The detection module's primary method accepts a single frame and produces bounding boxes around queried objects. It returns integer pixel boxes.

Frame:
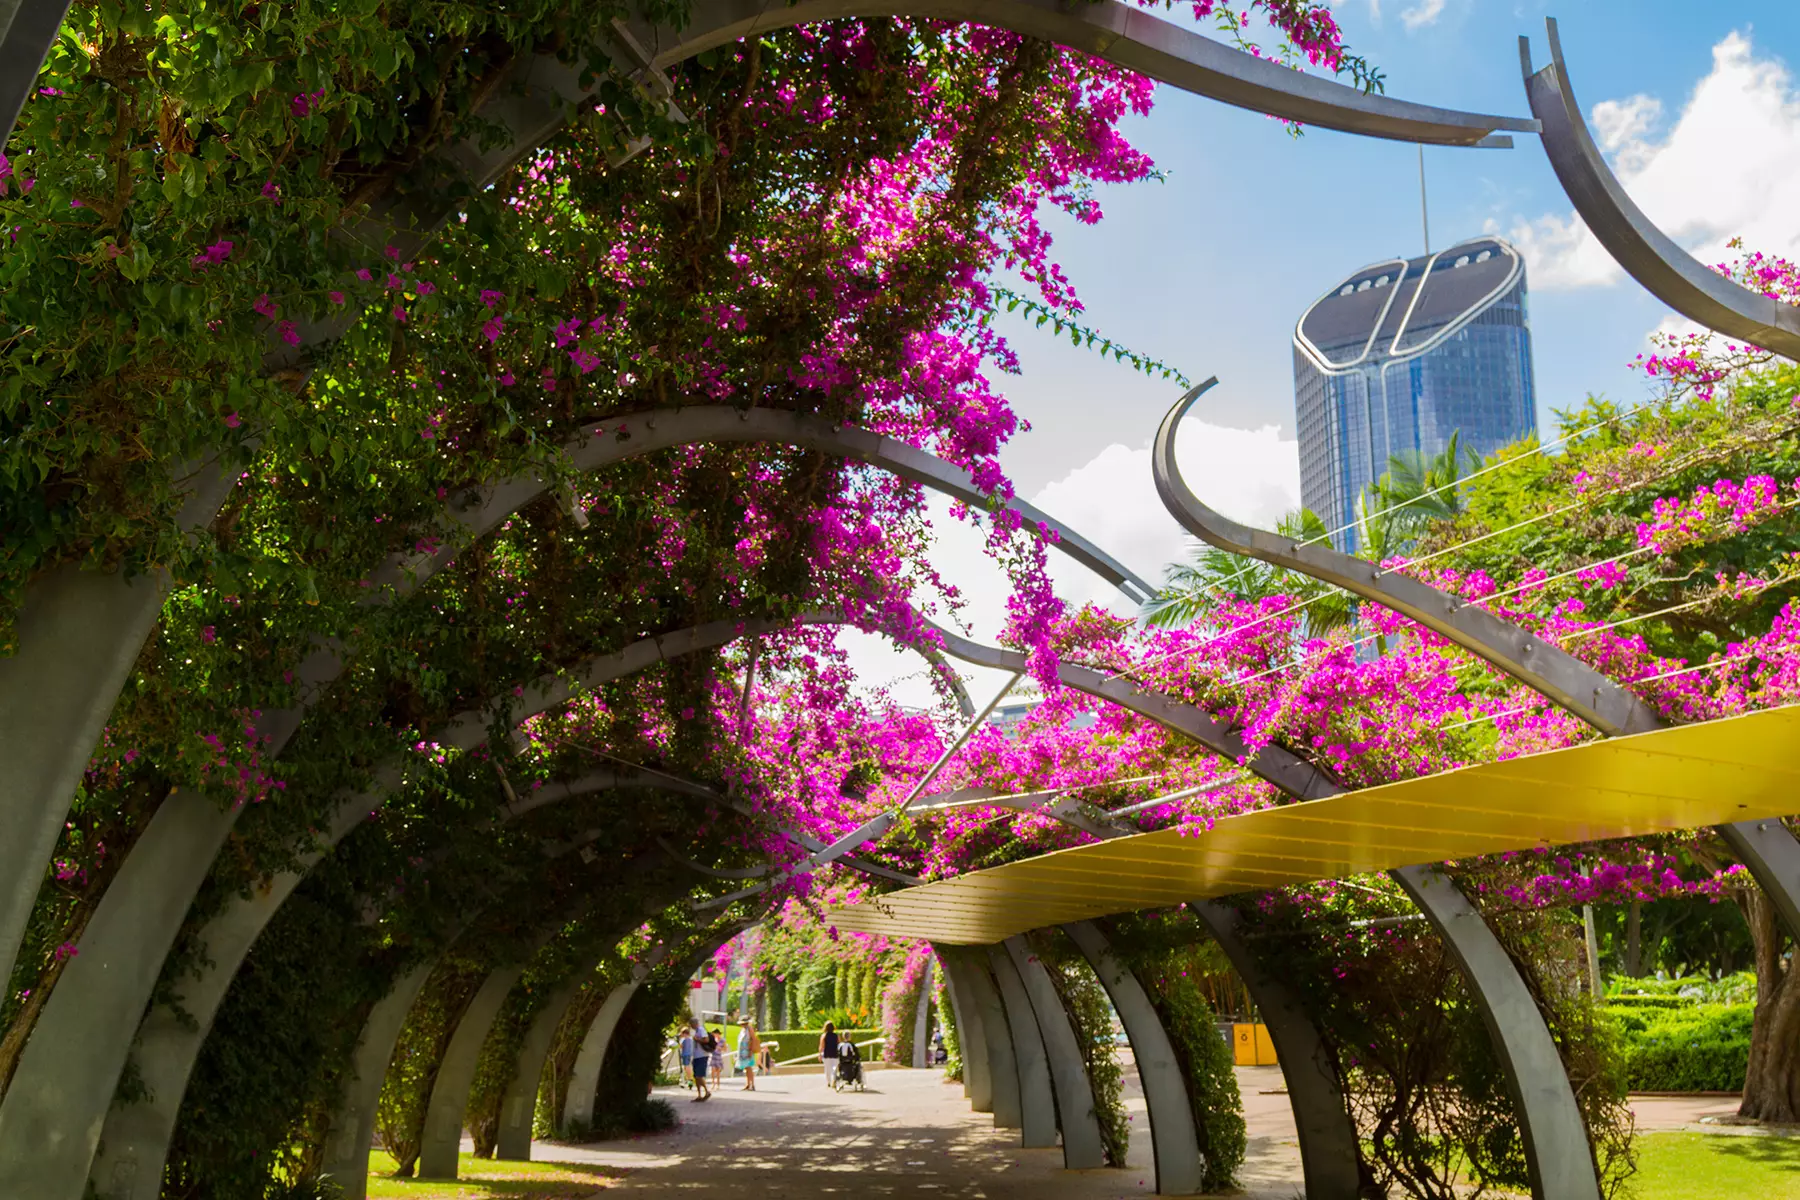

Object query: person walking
[709,1025,726,1089]
[819,1021,839,1088]
[678,1025,695,1091]
[738,1020,761,1091]
[691,1022,712,1101]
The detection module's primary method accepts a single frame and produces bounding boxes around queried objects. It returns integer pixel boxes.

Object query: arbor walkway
[531,1064,1305,1198]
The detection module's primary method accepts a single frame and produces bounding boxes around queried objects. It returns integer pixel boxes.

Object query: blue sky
[849,1,1800,704]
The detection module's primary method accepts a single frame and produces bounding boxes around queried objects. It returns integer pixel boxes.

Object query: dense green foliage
[1605,1003,1752,1092]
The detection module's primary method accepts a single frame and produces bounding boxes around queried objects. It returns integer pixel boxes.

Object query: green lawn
[362,1150,622,1199]
[1631,1132,1800,1199]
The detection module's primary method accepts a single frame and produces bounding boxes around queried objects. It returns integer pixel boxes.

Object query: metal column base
[1065,921,1201,1194]
[1394,865,1601,1200]
[1004,937,1106,1169]
[984,944,1057,1148]
[1193,900,1362,1200]
[417,966,527,1179]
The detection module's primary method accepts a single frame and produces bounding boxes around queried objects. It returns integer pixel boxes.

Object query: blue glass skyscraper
[1292,235,1537,552]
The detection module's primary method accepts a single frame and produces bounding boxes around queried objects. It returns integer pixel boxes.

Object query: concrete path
[534,1064,1305,1198]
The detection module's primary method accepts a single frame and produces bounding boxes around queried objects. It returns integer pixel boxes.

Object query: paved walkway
[518,1066,1780,1196]
[534,1065,1302,1198]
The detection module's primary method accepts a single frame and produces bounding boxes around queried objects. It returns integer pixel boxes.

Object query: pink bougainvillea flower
[252,294,278,319]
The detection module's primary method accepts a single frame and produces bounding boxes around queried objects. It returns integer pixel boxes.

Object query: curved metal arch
[412,874,688,1183]
[1522,19,1800,362]
[914,620,1599,1197]
[932,947,992,1110]
[982,943,1058,1149]
[0,0,71,147]
[1064,921,1201,1194]
[1153,382,1800,942]
[315,869,690,1199]
[1153,380,1662,736]
[563,919,750,1133]
[417,963,530,1179]
[1003,935,1106,1169]
[63,614,953,1200]
[0,0,1530,991]
[1,619,796,1200]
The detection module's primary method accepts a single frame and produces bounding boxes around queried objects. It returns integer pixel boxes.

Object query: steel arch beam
[316,865,686,1197]
[953,947,1020,1126]
[1003,935,1106,1169]
[1190,901,1360,1200]
[1064,921,1201,1194]
[319,962,438,1200]
[417,965,529,1179]
[53,609,962,1200]
[76,773,695,1200]
[983,943,1058,1150]
[0,0,70,148]
[1522,19,1800,362]
[563,924,746,1131]
[496,940,669,1159]
[1153,382,1800,941]
[933,947,992,1111]
[1,627,792,1200]
[558,949,670,1133]
[910,955,935,1069]
[492,966,596,1160]
[1394,865,1600,1200]
[1153,381,1661,736]
[1149,388,1620,1197]
[4,399,1078,1161]
[921,627,1597,1194]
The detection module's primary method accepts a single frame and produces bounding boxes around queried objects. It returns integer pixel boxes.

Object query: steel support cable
[1120,422,1790,686]
[1153,380,1800,968]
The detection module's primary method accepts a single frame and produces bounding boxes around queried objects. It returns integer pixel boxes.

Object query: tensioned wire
[1118,403,1794,685]
[1109,457,1796,687]
[1440,645,1786,733]
[1224,570,1788,693]
[1138,405,1637,640]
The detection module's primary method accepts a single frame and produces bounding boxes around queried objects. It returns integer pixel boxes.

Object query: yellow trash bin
[1232,1023,1278,1066]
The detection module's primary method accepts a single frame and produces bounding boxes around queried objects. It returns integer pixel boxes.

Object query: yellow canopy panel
[828,705,1800,944]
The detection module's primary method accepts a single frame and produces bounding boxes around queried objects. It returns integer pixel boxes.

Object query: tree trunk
[1738,891,1800,1121]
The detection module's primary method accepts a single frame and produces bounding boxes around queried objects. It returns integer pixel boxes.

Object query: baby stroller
[833,1039,865,1091]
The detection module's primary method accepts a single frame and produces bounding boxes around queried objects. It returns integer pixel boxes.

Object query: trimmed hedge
[759,1027,879,1063]
[1603,1003,1752,1092]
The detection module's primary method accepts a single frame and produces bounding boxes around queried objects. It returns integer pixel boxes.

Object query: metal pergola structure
[0,6,1797,1200]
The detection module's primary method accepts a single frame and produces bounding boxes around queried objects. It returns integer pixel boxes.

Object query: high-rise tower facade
[1292,235,1537,552]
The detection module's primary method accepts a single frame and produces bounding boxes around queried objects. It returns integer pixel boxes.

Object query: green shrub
[630,1097,679,1133]
[758,1027,878,1063]
[1602,1003,1752,1092]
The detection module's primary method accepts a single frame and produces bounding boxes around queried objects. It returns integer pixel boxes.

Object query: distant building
[1292,235,1537,552]
[987,695,1095,739]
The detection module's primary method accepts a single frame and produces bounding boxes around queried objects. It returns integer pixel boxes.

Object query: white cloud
[1400,0,1446,32]
[840,419,1302,708]
[1504,31,1800,291]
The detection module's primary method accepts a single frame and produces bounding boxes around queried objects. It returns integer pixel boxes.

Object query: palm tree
[1357,431,1481,556]
[1144,508,1357,633]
